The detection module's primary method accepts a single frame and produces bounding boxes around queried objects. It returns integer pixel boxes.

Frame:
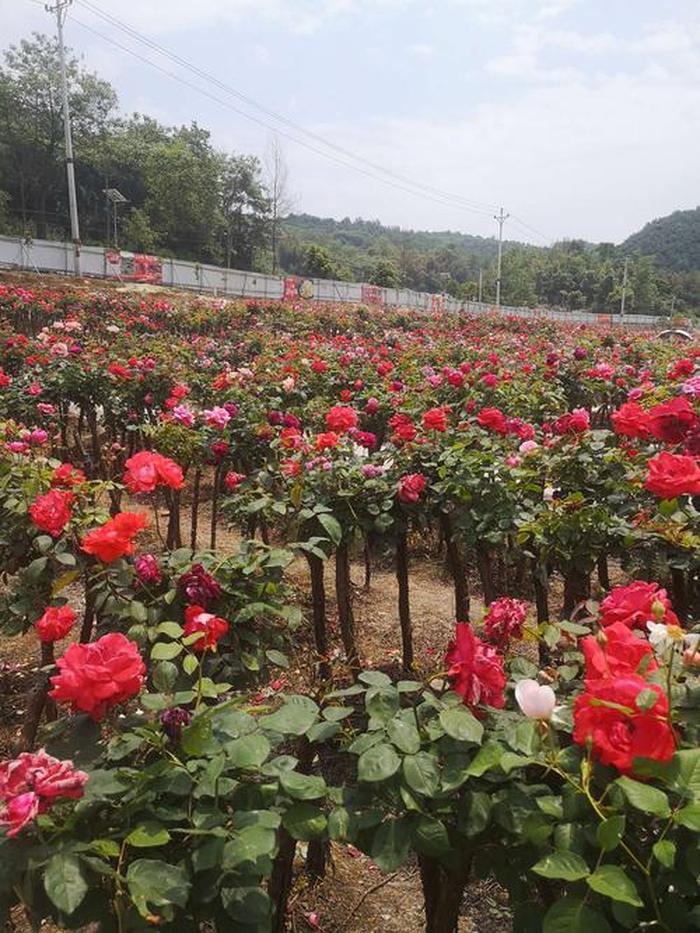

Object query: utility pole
[620,257,629,318]
[47,0,81,275]
[494,206,509,307]
[478,267,483,303]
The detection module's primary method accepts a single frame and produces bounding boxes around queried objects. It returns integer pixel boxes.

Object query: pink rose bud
[515,678,556,720]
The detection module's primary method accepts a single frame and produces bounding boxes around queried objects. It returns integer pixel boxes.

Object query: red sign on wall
[361,285,382,305]
[104,250,163,284]
[283,276,299,301]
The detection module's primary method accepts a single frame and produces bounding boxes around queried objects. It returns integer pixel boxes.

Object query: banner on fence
[361,285,382,305]
[104,250,163,284]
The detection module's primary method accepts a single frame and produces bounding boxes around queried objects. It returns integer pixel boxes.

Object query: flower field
[0,279,699,932]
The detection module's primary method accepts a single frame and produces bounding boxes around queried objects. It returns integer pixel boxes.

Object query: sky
[2,0,699,245]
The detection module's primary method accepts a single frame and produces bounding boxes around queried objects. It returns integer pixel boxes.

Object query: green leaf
[439,706,483,744]
[318,513,342,546]
[358,743,401,783]
[460,791,492,837]
[670,748,700,799]
[43,853,87,915]
[675,801,700,831]
[358,670,392,687]
[544,897,611,933]
[126,859,191,917]
[371,817,412,871]
[616,776,670,817]
[126,822,171,848]
[323,706,353,723]
[151,641,183,661]
[635,688,659,711]
[222,887,271,924]
[532,851,589,881]
[387,718,421,754]
[279,771,327,800]
[652,840,676,867]
[223,826,277,868]
[152,661,178,693]
[181,717,216,757]
[413,815,450,858]
[183,654,198,676]
[587,866,643,907]
[596,815,625,852]
[366,687,400,724]
[155,621,183,639]
[265,649,290,668]
[403,752,440,797]
[226,734,271,769]
[259,696,319,735]
[282,803,327,841]
[466,743,503,777]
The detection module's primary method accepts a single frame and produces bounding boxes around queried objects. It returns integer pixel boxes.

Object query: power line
[73,0,499,218]
[68,16,506,225]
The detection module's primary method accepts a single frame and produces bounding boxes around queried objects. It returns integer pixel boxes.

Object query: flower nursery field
[0,276,698,933]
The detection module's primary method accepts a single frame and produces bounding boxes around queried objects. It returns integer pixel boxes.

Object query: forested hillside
[621,207,700,273]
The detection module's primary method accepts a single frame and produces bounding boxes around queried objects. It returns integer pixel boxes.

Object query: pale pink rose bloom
[515,678,556,720]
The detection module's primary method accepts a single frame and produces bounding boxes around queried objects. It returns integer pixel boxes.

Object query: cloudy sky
[2,0,699,244]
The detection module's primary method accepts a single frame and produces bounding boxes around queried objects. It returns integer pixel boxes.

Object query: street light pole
[47,0,81,274]
[494,206,509,307]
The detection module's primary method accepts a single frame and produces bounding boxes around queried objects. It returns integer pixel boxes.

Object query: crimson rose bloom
[315,431,339,451]
[124,451,184,494]
[29,489,74,537]
[477,407,508,435]
[224,471,246,491]
[397,473,427,503]
[389,413,417,443]
[183,605,229,652]
[554,408,590,435]
[581,621,658,685]
[611,402,651,439]
[422,407,448,432]
[599,580,679,630]
[445,623,506,711]
[645,451,700,498]
[647,396,697,445]
[483,597,528,648]
[51,463,87,488]
[49,632,145,720]
[34,606,76,643]
[325,405,358,433]
[573,675,675,775]
[81,511,148,562]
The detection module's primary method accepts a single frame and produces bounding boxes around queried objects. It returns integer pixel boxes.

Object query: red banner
[361,285,382,305]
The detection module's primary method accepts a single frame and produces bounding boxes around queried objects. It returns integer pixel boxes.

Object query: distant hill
[621,207,700,272]
[283,213,530,262]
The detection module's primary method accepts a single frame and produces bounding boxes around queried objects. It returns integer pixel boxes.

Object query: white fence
[0,234,662,328]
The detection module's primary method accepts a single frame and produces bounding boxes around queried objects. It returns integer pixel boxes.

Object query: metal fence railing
[0,234,663,328]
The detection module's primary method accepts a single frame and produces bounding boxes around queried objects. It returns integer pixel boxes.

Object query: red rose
[81,511,149,563]
[34,606,76,644]
[389,413,417,443]
[581,621,658,684]
[0,792,39,837]
[0,749,88,803]
[325,405,358,433]
[398,473,427,503]
[644,451,700,498]
[29,489,74,538]
[51,463,87,488]
[445,623,506,711]
[573,675,675,775]
[611,402,651,439]
[647,396,697,445]
[124,451,184,493]
[483,597,528,648]
[599,580,679,630]
[224,471,246,492]
[422,407,448,432]
[183,605,229,652]
[554,408,590,435]
[315,431,339,451]
[49,632,145,720]
[476,407,508,435]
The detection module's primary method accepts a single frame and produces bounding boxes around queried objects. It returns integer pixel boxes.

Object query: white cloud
[407,42,435,59]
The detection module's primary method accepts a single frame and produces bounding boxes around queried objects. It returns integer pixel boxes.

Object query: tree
[264,137,293,274]
[0,33,117,238]
[304,244,339,279]
[370,258,401,288]
[218,153,270,271]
